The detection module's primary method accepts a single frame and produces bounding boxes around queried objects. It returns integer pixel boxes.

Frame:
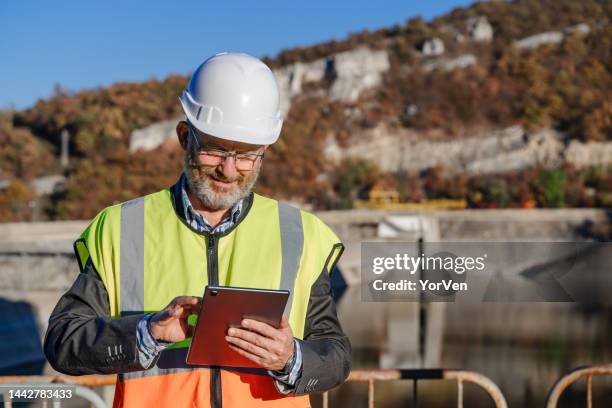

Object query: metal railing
[0,369,507,408]
[322,369,508,408]
[546,365,612,408]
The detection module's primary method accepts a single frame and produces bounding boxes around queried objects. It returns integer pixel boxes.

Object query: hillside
[1,0,611,221]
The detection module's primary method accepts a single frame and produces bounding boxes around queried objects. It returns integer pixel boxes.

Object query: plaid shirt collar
[179,174,243,234]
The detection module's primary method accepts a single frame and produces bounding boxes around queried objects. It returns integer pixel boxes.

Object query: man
[44,52,351,407]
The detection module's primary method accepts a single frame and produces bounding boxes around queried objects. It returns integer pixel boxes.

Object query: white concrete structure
[325,124,612,175]
[328,47,390,102]
[129,119,179,152]
[467,16,494,42]
[422,54,477,72]
[274,46,390,111]
[514,31,564,50]
[420,37,445,57]
[31,174,66,196]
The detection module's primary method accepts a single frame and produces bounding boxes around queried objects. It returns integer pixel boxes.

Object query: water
[322,288,612,407]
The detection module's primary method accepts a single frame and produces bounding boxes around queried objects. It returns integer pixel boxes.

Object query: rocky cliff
[324,125,612,176]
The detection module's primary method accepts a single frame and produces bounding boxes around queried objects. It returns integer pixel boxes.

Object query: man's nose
[219,155,239,179]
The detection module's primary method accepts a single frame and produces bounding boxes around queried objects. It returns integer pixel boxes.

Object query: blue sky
[0,1,474,110]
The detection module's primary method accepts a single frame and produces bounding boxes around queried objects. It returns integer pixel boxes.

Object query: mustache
[210,168,243,183]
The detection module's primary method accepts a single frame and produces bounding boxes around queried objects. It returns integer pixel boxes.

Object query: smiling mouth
[209,177,238,189]
[212,176,237,184]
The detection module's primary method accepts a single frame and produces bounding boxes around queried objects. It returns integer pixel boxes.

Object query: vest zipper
[206,234,222,408]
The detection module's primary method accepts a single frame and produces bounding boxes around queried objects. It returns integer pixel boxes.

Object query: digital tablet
[186,285,289,368]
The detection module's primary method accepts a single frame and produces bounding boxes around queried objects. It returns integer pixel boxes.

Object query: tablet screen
[186,286,289,368]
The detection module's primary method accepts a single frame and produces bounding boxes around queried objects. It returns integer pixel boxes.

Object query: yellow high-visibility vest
[74,187,344,407]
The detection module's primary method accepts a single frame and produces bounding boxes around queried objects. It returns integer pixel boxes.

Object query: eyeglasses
[188,125,265,172]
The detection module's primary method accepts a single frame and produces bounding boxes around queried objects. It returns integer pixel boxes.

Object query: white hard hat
[179,52,283,145]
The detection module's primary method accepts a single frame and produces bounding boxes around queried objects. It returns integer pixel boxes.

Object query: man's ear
[263,144,270,152]
[177,121,190,150]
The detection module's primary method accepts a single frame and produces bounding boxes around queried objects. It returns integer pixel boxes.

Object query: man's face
[182,125,265,211]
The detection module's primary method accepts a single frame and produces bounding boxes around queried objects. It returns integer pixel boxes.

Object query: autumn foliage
[0,0,611,221]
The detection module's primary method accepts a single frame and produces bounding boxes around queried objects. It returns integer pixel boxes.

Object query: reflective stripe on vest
[278,202,304,317]
[120,197,145,316]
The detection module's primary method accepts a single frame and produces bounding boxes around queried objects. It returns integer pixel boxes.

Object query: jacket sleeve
[43,260,146,375]
[293,263,352,395]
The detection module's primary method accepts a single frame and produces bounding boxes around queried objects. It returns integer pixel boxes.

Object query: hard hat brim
[179,93,281,145]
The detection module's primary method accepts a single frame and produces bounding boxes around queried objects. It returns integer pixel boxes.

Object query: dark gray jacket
[44,188,351,397]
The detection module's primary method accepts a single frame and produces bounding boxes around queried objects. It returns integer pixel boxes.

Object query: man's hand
[225,315,295,371]
[150,296,202,343]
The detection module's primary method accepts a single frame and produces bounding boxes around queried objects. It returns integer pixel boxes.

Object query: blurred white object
[420,38,445,57]
[467,16,494,42]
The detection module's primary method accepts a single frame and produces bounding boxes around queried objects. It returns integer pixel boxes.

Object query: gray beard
[183,149,260,211]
